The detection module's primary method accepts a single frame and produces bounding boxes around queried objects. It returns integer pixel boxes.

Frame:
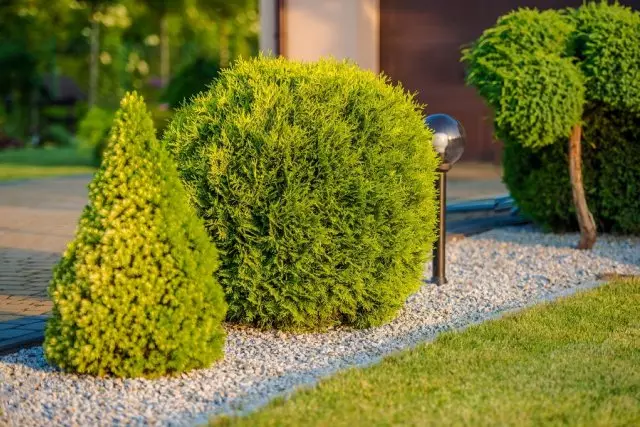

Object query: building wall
[264,0,379,72]
[379,0,640,163]
[259,0,278,55]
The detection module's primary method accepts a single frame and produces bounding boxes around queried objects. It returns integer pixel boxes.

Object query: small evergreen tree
[44,92,227,378]
[463,2,640,248]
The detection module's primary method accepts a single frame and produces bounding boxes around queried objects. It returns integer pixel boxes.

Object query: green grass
[0,147,96,182]
[212,279,640,427]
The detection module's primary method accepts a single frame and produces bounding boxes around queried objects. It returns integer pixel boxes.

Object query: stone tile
[0,317,47,327]
[0,313,22,322]
[0,177,87,353]
[0,331,44,355]
[0,328,32,340]
[13,321,46,332]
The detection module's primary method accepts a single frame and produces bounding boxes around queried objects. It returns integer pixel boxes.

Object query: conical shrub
[44,92,227,378]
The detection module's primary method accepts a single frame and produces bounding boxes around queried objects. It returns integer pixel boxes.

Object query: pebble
[1,228,638,426]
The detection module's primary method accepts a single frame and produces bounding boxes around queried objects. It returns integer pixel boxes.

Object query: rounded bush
[571,2,640,112]
[503,105,640,234]
[163,57,438,330]
[495,54,584,149]
[462,9,575,111]
[44,92,227,377]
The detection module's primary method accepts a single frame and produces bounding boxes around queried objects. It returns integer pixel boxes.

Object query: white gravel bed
[2,228,639,426]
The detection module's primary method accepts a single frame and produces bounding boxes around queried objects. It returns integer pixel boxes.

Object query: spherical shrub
[163,57,439,330]
[44,92,227,378]
[494,54,584,149]
[463,8,584,151]
[503,105,640,234]
[462,8,575,111]
[76,106,115,166]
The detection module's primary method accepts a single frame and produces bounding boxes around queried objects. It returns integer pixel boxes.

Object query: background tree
[0,0,75,140]
[463,3,640,248]
[197,0,256,67]
[137,0,184,87]
[82,0,119,107]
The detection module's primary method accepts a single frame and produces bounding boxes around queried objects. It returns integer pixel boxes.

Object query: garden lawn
[0,147,95,182]
[212,278,640,427]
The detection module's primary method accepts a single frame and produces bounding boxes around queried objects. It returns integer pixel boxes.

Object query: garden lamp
[425,114,466,285]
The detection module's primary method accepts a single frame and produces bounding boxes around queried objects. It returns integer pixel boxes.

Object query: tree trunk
[160,13,170,87]
[89,13,100,107]
[569,123,597,249]
[219,19,229,67]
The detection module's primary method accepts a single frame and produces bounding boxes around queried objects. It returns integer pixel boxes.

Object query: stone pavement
[0,176,90,354]
[0,164,509,355]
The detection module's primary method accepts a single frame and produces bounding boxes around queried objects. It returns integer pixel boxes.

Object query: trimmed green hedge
[163,57,438,330]
[504,106,640,234]
[464,3,640,233]
[44,92,227,377]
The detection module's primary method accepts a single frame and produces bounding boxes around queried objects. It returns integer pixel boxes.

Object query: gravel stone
[1,228,639,426]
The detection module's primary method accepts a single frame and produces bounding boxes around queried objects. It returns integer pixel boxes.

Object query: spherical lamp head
[425,114,466,168]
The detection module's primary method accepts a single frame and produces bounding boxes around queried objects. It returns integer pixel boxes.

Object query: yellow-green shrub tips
[44,92,227,378]
[163,57,439,330]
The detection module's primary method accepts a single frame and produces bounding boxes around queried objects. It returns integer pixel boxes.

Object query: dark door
[379,0,637,163]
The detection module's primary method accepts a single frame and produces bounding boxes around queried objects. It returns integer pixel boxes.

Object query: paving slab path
[0,176,90,352]
[0,165,508,354]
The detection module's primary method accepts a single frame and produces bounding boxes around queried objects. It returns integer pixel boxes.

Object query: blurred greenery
[0,147,95,181]
[0,0,259,157]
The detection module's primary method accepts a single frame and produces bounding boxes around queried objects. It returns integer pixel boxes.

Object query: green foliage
[44,92,227,377]
[150,105,173,138]
[162,56,221,109]
[464,3,640,233]
[76,106,115,165]
[462,9,575,111]
[163,57,438,330]
[571,2,640,113]
[41,124,77,147]
[495,54,584,148]
[0,42,39,102]
[463,8,582,149]
[503,105,640,234]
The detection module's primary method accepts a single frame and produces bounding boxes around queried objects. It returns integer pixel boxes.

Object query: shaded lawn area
[0,147,96,182]
[213,279,640,427]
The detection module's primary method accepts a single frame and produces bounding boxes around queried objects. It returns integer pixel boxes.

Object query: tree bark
[569,123,597,249]
[160,13,170,87]
[89,13,100,107]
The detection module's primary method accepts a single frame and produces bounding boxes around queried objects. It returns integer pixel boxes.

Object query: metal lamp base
[431,276,448,286]
[431,165,449,286]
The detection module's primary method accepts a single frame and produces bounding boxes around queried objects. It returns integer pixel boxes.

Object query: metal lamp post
[425,114,466,286]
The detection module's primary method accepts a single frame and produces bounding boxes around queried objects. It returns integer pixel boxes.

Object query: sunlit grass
[212,278,640,427]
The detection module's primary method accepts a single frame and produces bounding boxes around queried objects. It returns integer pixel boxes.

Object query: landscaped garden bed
[2,228,638,425]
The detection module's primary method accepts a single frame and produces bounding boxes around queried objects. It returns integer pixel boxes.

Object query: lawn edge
[202,278,609,425]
